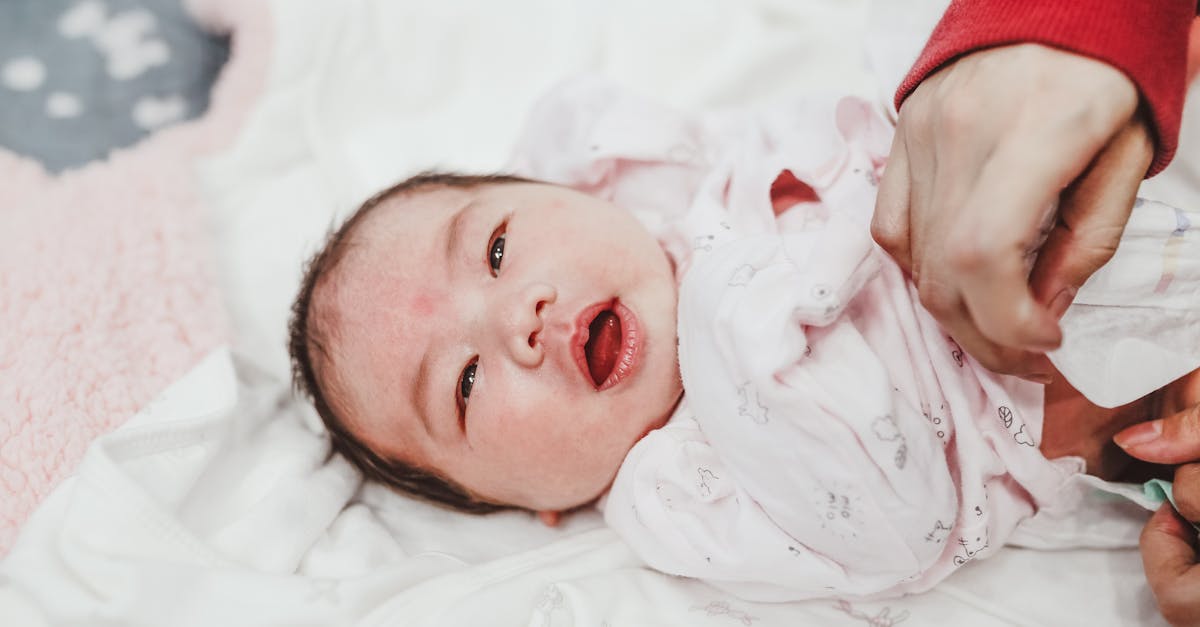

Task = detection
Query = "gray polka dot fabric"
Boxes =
[0,0,229,172]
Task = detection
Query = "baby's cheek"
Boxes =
[488,384,622,473]
[407,289,448,318]
[531,409,612,462]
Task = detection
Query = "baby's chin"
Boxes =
[518,441,650,514]
[557,394,682,512]
[506,483,609,516]
[500,367,682,515]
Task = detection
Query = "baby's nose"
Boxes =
[503,283,556,367]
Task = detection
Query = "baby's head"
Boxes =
[289,173,682,523]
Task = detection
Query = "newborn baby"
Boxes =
[289,80,1200,599]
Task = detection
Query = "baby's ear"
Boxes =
[537,510,561,527]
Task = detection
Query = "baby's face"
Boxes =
[326,182,682,513]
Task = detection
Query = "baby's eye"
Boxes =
[458,360,478,406]
[488,225,506,277]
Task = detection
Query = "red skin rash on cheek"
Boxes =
[409,292,441,317]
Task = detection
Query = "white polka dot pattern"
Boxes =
[2,57,47,91]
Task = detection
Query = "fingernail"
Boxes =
[1049,287,1077,320]
[1115,419,1163,449]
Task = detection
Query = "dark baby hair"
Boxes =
[287,171,533,514]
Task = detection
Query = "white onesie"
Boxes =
[509,78,1200,600]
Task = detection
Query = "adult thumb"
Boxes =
[1140,505,1200,627]
[1029,118,1153,316]
[1117,404,1200,465]
[1141,505,1197,589]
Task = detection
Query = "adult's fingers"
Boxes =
[914,279,1054,380]
[1140,505,1200,627]
[941,141,1070,353]
[871,130,914,275]
[1173,464,1200,525]
[1142,505,1198,588]
[1029,118,1153,310]
[937,70,1138,353]
[1116,404,1200,465]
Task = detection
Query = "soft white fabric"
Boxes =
[0,348,1167,626]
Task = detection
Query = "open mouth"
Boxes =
[574,300,640,390]
[584,309,622,386]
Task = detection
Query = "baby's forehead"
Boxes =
[355,184,474,245]
[330,186,470,317]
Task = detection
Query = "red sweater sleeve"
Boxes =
[896,0,1196,176]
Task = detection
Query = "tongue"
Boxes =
[585,310,622,386]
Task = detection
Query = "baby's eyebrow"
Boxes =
[444,200,471,268]
[412,349,434,438]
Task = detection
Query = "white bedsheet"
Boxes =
[5,0,1198,624]
[0,349,1168,626]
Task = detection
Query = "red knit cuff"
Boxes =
[896,0,1195,177]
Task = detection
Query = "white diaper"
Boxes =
[1053,199,1200,407]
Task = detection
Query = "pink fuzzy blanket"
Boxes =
[0,0,270,554]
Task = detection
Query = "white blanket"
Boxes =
[0,349,1169,625]
[4,0,1197,624]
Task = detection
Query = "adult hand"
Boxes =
[1115,408,1200,526]
[1116,371,1200,471]
[872,43,1154,380]
[1117,379,1200,626]
[1140,504,1200,627]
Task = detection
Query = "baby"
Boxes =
[289,80,1200,599]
